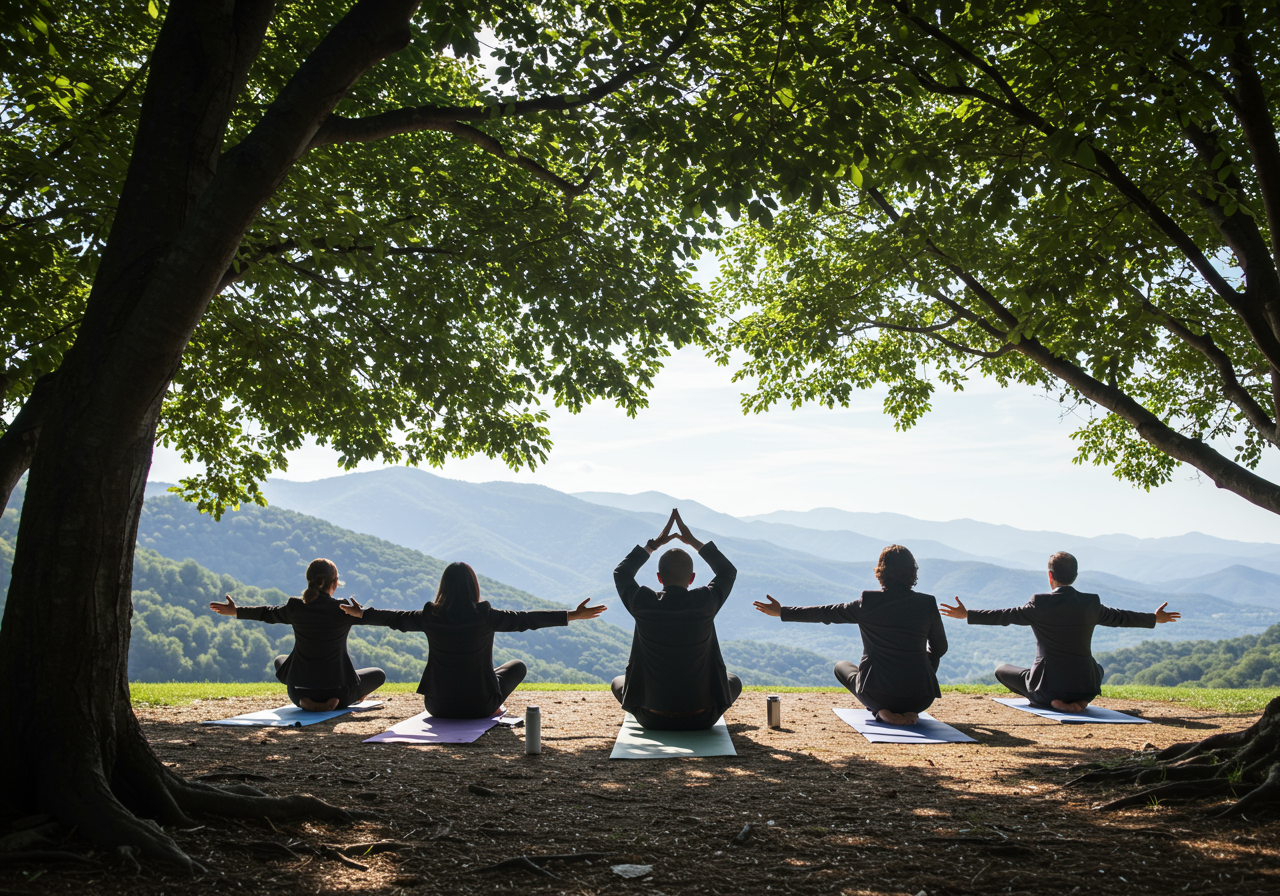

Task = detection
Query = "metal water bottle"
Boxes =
[766,694,781,728]
[525,705,542,754]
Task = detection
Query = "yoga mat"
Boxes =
[992,697,1151,724]
[202,700,382,728]
[831,707,977,744]
[609,713,737,759]
[363,709,507,744]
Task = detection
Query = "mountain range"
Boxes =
[238,467,1280,681]
[8,466,1280,685]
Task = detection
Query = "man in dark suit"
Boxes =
[611,509,740,730]
[940,551,1180,712]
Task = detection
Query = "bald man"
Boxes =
[611,509,741,731]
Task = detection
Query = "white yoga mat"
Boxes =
[832,707,977,744]
[992,697,1151,724]
[609,713,737,759]
[202,700,382,727]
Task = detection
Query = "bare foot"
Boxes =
[300,697,340,712]
[1051,699,1089,713]
[876,709,917,726]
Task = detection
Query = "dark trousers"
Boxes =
[610,673,743,731]
[834,660,934,715]
[425,659,527,719]
[995,662,1103,706]
[277,656,385,709]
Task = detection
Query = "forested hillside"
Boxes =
[1097,624,1280,688]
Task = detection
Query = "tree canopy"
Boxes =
[712,0,1280,516]
[0,0,763,515]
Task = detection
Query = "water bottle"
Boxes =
[525,705,542,754]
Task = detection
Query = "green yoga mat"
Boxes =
[609,713,737,759]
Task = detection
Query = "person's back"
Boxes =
[852,589,945,700]
[755,545,945,725]
[941,551,1178,712]
[211,557,385,711]
[343,561,604,718]
[612,509,740,729]
[622,572,731,713]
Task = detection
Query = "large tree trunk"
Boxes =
[1066,696,1280,816]
[0,0,417,866]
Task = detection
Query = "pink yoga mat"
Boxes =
[363,709,508,744]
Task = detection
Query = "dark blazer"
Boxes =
[780,589,947,703]
[358,602,567,717]
[613,542,737,716]
[967,585,1156,700]
[237,595,360,689]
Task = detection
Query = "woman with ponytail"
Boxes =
[341,561,605,719]
[210,558,386,711]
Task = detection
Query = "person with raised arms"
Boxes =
[210,558,386,712]
[611,508,741,730]
[340,561,605,719]
[754,544,946,726]
[940,551,1180,713]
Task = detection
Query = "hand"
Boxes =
[568,598,607,621]
[753,594,782,617]
[644,510,679,554]
[671,508,704,551]
[1155,602,1180,624]
[210,595,237,617]
[340,597,365,618]
[939,596,967,619]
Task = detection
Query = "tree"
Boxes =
[0,0,790,867]
[710,0,1280,811]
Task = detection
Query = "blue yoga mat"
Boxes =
[202,700,383,728]
[832,707,976,744]
[992,697,1151,724]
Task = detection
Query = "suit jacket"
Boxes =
[613,542,737,715]
[237,594,359,689]
[358,602,567,717]
[780,589,947,703]
[967,585,1156,700]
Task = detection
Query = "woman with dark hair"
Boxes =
[341,561,606,718]
[753,544,947,725]
[210,558,386,712]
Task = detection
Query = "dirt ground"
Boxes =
[2,690,1276,895]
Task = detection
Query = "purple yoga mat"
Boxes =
[363,709,507,744]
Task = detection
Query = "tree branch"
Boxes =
[862,180,1280,513]
[1016,333,1280,514]
[423,121,600,197]
[1223,9,1280,275]
[0,373,55,510]
[307,0,708,149]
[1143,298,1280,446]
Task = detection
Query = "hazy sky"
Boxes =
[150,340,1280,544]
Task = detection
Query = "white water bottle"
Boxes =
[525,705,542,754]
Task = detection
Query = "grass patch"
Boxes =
[128,680,1280,712]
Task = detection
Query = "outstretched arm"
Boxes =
[1155,602,1180,624]
[210,594,238,617]
[753,594,782,617]
[568,599,607,621]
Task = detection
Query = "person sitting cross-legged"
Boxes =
[754,544,946,726]
[210,558,386,712]
[611,509,741,731]
[341,562,606,719]
[940,551,1180,713]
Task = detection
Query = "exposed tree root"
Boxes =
[1066,696,1280,817]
